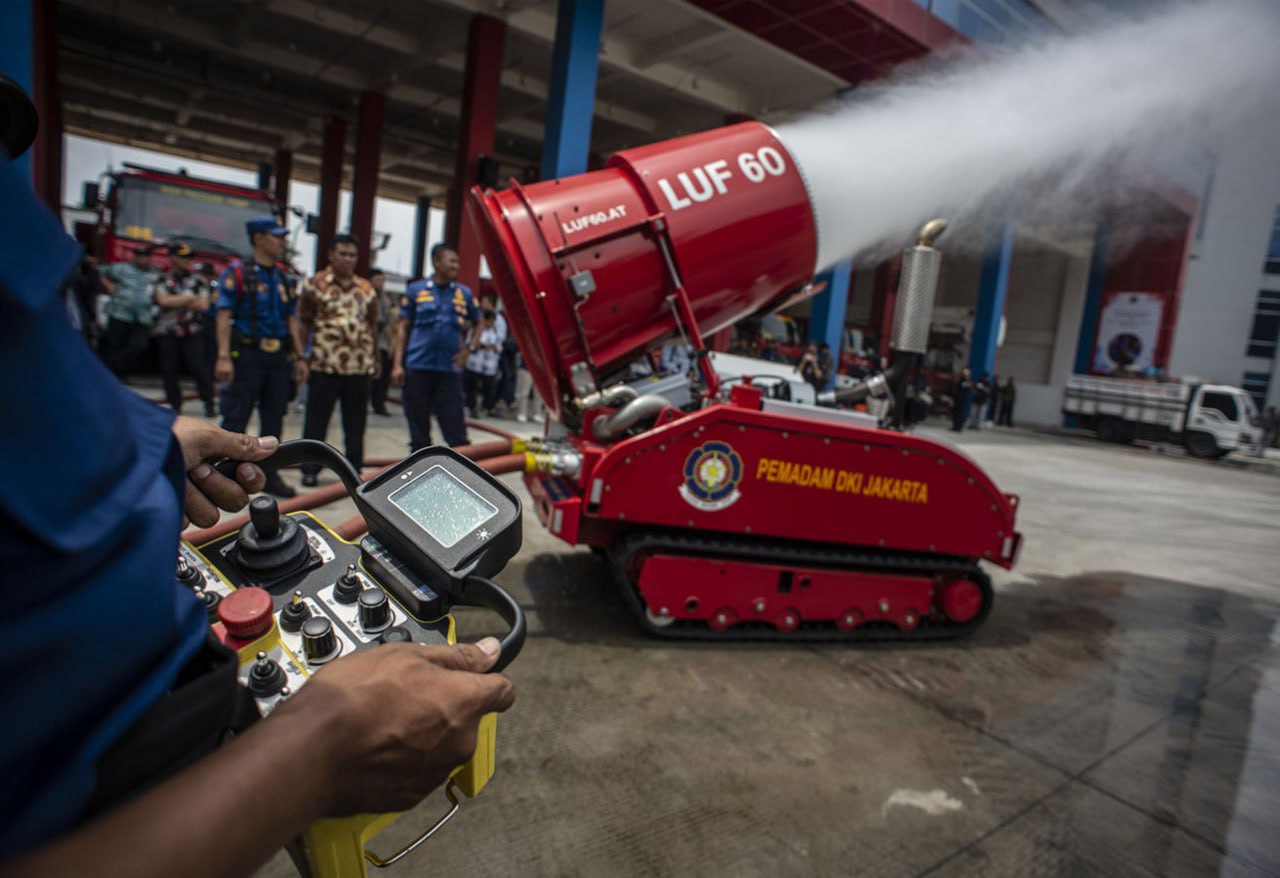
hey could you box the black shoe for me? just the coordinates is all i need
[301,473,319,488]
[372,408,391,416]
[264,476,296,499]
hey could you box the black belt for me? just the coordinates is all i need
[85,634,259,818]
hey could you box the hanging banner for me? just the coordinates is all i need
[1092,292,1164,374]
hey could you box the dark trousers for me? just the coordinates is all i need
[220,346,291,440]
[370,349,392,413]
[465,369,496,416]
[102,318,151,379]
[403,369,468,450]
[997,400,1014,427]
[156,333,215,413]
[950,396,967,432]
[302,372,370,476]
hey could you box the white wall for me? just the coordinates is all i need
[1172,136,1280,405]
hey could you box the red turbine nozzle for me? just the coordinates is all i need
[467,122,818,418]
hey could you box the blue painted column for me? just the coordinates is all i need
[1064,221,1111,427]
[1072,221,1111,375]
[968,223,1015,379]
[1,0,34,182]
[808,260,852,389]
[540,0,604,180]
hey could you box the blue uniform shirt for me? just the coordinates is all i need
[216,260,296,340]
[0,160,208,857]
[400,278,478,373]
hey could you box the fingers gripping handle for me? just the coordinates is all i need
[214,438,362,492]
[459,576,526,673]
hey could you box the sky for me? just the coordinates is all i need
[61,134,449,277]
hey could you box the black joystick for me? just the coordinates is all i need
[279,590,311,633]
[301,617,339,664]
[334,564,363,604]
[378,625,413,645]
[233,495,310,575]
[247,651,287,697]
[358,588,392,632]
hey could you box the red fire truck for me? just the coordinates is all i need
[79,163,277,272]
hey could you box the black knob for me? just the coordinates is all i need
[334,564,362,604]
[247,651,287,697]
[301,617,339,664]
[378,625,413,645]
[279,590,311,633]
[197,589,221,623]
[177,556,201,586]
[249,496,281,539]
[358,589,392,632]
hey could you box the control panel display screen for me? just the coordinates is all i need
[389,466,498,548]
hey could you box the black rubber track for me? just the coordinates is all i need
[608,529,995,642]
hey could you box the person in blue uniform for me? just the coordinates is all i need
[214,217,308,497]
[0,156,514,876]
[391,243,478,449]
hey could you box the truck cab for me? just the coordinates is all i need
[1186,384,1262,458]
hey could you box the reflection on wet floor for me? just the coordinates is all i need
[260,552,1280,877]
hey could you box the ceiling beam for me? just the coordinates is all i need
[426,0,761,114]
[634,21,726,69]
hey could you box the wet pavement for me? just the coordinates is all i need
[212,400,1280,878]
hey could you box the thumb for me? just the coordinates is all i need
[420,638,502,674]
[200,428,280,463]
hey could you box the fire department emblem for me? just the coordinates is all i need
[680,441,743,511]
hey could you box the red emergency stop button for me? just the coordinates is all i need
[218,587,275,639]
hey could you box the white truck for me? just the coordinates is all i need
[1062,374,1262,459]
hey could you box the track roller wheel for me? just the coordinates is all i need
[835,608,863,632]
[937,579,984,624]
[645,606,676,627]
[774,607,801,633]
[899,608,921,631]
[708,607,737,631]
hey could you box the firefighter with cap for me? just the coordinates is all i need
[214,216,307,497]
[152,242,216,417]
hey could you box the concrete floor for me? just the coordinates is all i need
[206,394,1280,878]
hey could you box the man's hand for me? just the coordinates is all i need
[293,358,309,386]
[452,348,469,369]
[280,638,516,816]
[172,417,275,527]
[391,363,406,387]
[215,354,233,383]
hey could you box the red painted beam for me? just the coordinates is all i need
[273,147,292,213]
[872,256,901,359]
[350,90,385,278]
[447,14,507,293]
[316,115,346,273]
[31,0,61,211]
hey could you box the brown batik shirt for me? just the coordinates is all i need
[298,267,379,375]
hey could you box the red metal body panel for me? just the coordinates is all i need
[467,122,818,416]
[580,403,1019,567]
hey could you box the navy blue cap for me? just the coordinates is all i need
[245,216,288,239]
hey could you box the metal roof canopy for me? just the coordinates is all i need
[56,0,963,205]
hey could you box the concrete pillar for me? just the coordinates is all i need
[447,15,506,292]
[1,1,34,184]
[350,90,385,278]
[412,194,431,280]
[273,147,292,212]
[968,223,1015,378]
[1072,222,1111,375]
[315,115,346,272]
[541,0,603,180]
[808,260,852,388]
